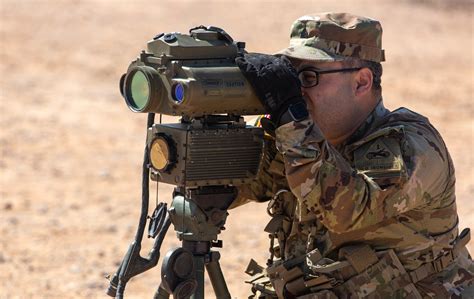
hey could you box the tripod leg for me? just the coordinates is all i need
[191,255,205,299]
[205,252,231,299]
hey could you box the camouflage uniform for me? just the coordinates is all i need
[236,13,474,298]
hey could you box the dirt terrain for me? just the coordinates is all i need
[0,0,472,298]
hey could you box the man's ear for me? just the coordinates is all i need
[355,68,373,96]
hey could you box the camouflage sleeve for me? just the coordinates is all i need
[275,118,451,233]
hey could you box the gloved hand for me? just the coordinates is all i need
[236,53,308,127]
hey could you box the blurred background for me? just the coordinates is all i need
[0,0,472,297]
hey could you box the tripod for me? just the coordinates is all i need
[154,186,235,299]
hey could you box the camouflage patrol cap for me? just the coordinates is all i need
[277,12,385,62]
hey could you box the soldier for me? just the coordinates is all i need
[234,12,474,298]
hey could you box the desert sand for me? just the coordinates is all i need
[0,0,472,298]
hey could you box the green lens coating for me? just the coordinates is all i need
[130,71,150,110]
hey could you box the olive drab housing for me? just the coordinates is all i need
[147,122,264,187]
[119,27,267,187]
[120,26,265,117]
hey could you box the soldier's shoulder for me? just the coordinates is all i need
[379,107,452,169]
[384,107,429,126]
[350,107,431,148]
[350,106,452,188]
[379,107,443,140]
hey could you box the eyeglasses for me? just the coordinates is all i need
[297,67,363,88]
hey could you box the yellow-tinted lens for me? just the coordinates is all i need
[130,71,150,110]
[150,138,170,171]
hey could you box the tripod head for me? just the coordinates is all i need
[170,185,236,242]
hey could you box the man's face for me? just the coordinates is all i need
[293,60,364,143]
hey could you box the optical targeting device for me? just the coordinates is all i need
[119,26,264,117]
[107,26,265,299]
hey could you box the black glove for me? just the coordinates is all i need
[236,53,308,127]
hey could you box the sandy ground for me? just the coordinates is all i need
[0,0,472,298]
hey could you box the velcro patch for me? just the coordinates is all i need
[354,137,407,188]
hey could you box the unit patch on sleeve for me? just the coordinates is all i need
[353,136,407,188]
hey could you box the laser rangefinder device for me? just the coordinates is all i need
[119,26,265,187]
[120,26,265,117]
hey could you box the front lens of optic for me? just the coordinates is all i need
[172,83,185,103]
[130,71,150,110]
